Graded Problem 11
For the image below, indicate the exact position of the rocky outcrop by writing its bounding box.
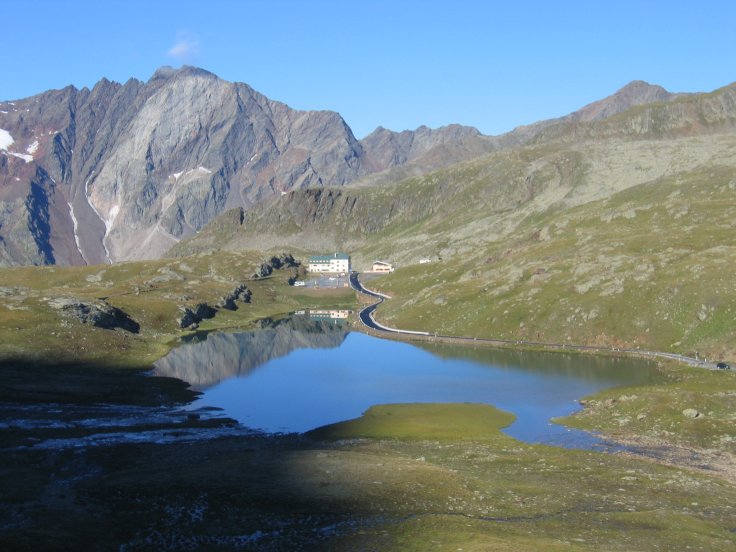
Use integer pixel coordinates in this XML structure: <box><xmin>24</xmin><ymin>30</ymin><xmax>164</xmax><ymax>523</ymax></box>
<box><xmin>48</xmin><ymin>297</ymin><xmax>140</xmax><ymax>333</ymax></box>
<box><xmin>177</xmin><ymin>303</ymin><xmax>217</xmax><ymax>329</ymax></box>
<box><xmin>252</xmin><ymin>253</ymin><xmax>299</xmax><ymax>279</ymax></box>
<box><xmin>216</xmin><ymin>284</ymin><xmax>251</xmax><ymax>311</ymax></box>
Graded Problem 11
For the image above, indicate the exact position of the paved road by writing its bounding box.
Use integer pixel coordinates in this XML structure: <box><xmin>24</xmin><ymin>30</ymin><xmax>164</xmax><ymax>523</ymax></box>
<box><xmin>349</xmin><ymin>273</ymin><xmax>723</xmax><ymax>369</ymax></box>
<box><xmin>350</xmin><ymin>273</ymin><xmax>426</xmax><ymax>334</ymax></box>
<box><xmin>349</xmin><ymin>273</ymin><xmax>396</xmax><ymax>331</ymax></box>
<box><xmin>349</xmin><ymin>272</ymin><xmax>381</xmax><ymax>299</ymax></box>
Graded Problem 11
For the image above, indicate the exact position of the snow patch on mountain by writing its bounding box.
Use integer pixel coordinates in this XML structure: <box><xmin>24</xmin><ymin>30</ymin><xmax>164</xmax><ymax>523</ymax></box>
<box><xmin>6</xmin><ymin>152</ymin><xmax>33</xmax><ymax>163</ymax></box>
<box><xmin>68</xmin><ymin>202</ymin><xmax>85</xmax><ymax>261</ymax></box>
<box><xmin>106</xmin><ymin>205</ymin><xmax>120</xmax><ymax>235</ymax></box>
<box><xmin>0</xmin><ymin>129</ymin><xmax>14</xmax><ymax>150</ymax></box>
<box><xmin>0</xmin><ymin>130</ymin><xmax>34</xmax><ymax>162</ymax></box>
<box><xmin>170</xmin><ymin>166</ymin><xmax>212</xmax><ymax>181</ymax></box>
<box><xmin>84</xmin><ymin>174</ymin><xmax>114</xmax><ymax>263</ymax></box>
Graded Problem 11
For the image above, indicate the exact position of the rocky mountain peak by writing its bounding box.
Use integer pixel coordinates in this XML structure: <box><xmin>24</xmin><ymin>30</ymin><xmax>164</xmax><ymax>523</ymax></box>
<box><xmin>617</xmin><ymin>79</ymin><xmax>666</xmax><ymax>94</ymax></box>
<box><xmin>149</xmin><ymin>65</ymin><xmax>217</xmax><ymax>82</ymax></box>
<box><xmin>570</xmin><ymin>80</ymin><xmax>679</xmax><ymax>122</ymax></box>
<box><xmin>360</xmin><ymin>123</ymin><xmax>487</xmax><ymax>173</ymax></box>
<box><xmin>0</xmin><ymin>66</ymin><xmax>374</xmax><ymax>265</ymax></box>
<box><xmin>150</xmin><ymin>66</ymin><xmax>178</xmax><ymax>81</ymax></box>
<box><xmin>1</xmin><ymin>68</ymin><xmax>733</xmax><ymax>268</ymax></box>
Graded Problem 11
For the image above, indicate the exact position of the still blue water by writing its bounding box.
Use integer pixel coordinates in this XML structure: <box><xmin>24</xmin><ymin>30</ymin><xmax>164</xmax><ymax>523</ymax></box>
<box><xmin>157</xmin><ymin>322</ymin><xmax>657</xmax><ymax>449</ymax></box>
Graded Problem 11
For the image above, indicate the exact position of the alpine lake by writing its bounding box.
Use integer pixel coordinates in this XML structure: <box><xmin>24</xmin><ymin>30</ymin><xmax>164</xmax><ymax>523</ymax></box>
<box><xmin>6</xmin><ymin>312</ymin><xmax>736</xmax><ymax>551</ymax></box>
<box><xmin>154</xmin><ymin>312</ymin><xmax>660</xmax><ymax>449</ymax></box>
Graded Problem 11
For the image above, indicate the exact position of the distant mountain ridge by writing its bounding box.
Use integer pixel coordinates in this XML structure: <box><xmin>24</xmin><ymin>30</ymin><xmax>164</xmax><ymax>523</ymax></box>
<box><xmin>0</xmin><ymin>67</ymin><xmax>728</xmax><ymax>266</ymax></box>
<box><xmin>171</xmin><ymin>79</ymin><xmax>736</xmax><ymax>266</ymax></box>
<box><xmin>496</xmin><ymin>80</ymin><xmax>689</xmax><ymax>147</ymax></box>
<box><xmin>562</xmin><ymin>80</ymin><xmax>683</xmax><ymax>123</ymax></box>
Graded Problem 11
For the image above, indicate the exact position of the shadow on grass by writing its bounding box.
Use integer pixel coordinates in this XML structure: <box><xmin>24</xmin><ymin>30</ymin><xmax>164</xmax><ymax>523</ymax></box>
<box><xmin>0</xmin><ymin>355</ymin><xmax>197</xmax><ymax>407</ymax></box>
<box><xmin>0</xmin><ymin>354</ymin><xmax>393</xmax><ymax>550</ymax></box>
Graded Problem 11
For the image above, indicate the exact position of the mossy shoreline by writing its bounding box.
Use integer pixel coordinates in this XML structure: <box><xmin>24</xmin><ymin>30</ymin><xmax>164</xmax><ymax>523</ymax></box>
<box><xmin>3</xmin><ymin>394</ymin><xmax>734</xmax><ymax>550</ymax></box>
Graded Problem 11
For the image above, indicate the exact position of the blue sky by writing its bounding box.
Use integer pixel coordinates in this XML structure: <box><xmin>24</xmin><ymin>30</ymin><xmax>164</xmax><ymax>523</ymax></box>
<box><xmin>3</xmin><ymin>0</ymin><xmax>735</xmax><ymax>138</ymax></box>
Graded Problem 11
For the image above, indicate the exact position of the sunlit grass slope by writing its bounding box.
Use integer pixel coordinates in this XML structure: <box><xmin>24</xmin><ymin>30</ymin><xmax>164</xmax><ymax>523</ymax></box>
<box><xmin>304</xmin><ymin>403</ymin><xmax>736</xmax><ymax>551</ymax></box>
<box><xmin>375</xmin><ymin>164</ymin><xmax>736</xmax><ymax>361</ymax></box>
<box><xmin>0</xmin><ymin>251</ymin><xmax>356</xmax><ymax>367</ymax></box>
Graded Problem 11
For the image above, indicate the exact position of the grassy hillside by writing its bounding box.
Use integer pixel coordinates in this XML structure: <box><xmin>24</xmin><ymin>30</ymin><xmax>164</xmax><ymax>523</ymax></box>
<box><xmin>171</xmin><ymin>132</ymin><xmax>736</xmax><ymax>358</ymax></box>
<box><xmin>0</xmin><ymin>251</ymin><xmax>356</xmax><ymax>367</ymax></box>
<box><xmin>375</xmin><ymin>163</ymin><xmax>736</xmax><ymax>360</ymax></box>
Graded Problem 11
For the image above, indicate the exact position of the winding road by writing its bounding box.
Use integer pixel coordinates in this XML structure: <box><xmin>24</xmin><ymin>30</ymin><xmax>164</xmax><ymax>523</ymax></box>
<box><xmin>349</xmin><ymin>272</ymin><xmax>723</xmax><ymax>370</ymax></box>
<box><xmin>350</xmin><ymin>272</ymin><xmax>430</xmax><ymax>336</ymax></box>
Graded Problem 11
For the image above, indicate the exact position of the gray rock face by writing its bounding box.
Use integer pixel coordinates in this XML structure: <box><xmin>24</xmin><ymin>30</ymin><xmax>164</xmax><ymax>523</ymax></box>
<box><xmin>360</xmin><ymin>124</ymin><xmax>488</xmax><ymax>172</ymax></box>
<box><xmin>0</xmin><ymin>67</ymin><xmax>368</xmax><ymax>266</ymax></box>
<box><xmin>3</xmin><ymin>67</ymin><xmax>497</xmax><ymax>267</ymax></box>
<box><xmin>2</xmin><ymin>70</ymin><xmax>733</xmax><ymax>268</ymax></box>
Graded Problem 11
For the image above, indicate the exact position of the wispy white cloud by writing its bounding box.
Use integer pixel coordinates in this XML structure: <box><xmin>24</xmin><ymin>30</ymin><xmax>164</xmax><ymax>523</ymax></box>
<box><xmin>167</xmin><ymin>30</ymin><xmax>201</xmax><ymax>63</ymax></box>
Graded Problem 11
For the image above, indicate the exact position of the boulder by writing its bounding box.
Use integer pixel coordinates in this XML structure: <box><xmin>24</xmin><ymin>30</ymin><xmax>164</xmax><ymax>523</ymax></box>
<box><xmin>216</xmin><ymin>284</ymin><xmax>252</xmax><ymax>311</ymax></box>
<box><xmin>178</xmin><ymin>303</ymin><xmax>217</xmax><ymax>329</ymax></box>
<box><xmin>49</xmin><ymin>297</ymin><xmax>140</xmax><ymax>333</ymax></box>
<box><xmin>682</xmin><ymin>408</ymin><xmax>701</xmax><ymax>419</ymax></box>
<box><xmin>251</xmin><ymin>253</ymin><xmax>299</xmax><ymax>279</ymax></box>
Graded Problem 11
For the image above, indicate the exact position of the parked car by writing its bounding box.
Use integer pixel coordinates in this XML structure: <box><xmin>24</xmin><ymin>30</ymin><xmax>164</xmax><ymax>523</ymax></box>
<box><xmin>716</xmin><ymin>362</ymin><xmax>730</xmax><ymax>370</ymax></box>
<box><xmin>293</xmin><ymin>281</ymin><xmax>306</xmax><ymax>287</ymax></box>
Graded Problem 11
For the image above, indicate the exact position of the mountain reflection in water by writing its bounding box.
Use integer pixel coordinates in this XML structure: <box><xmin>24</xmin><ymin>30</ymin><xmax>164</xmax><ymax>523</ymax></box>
<box><xmin>153</xmin><ymin>317</ymin><xmax>348</xmax><ymax>389</ymax></box>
